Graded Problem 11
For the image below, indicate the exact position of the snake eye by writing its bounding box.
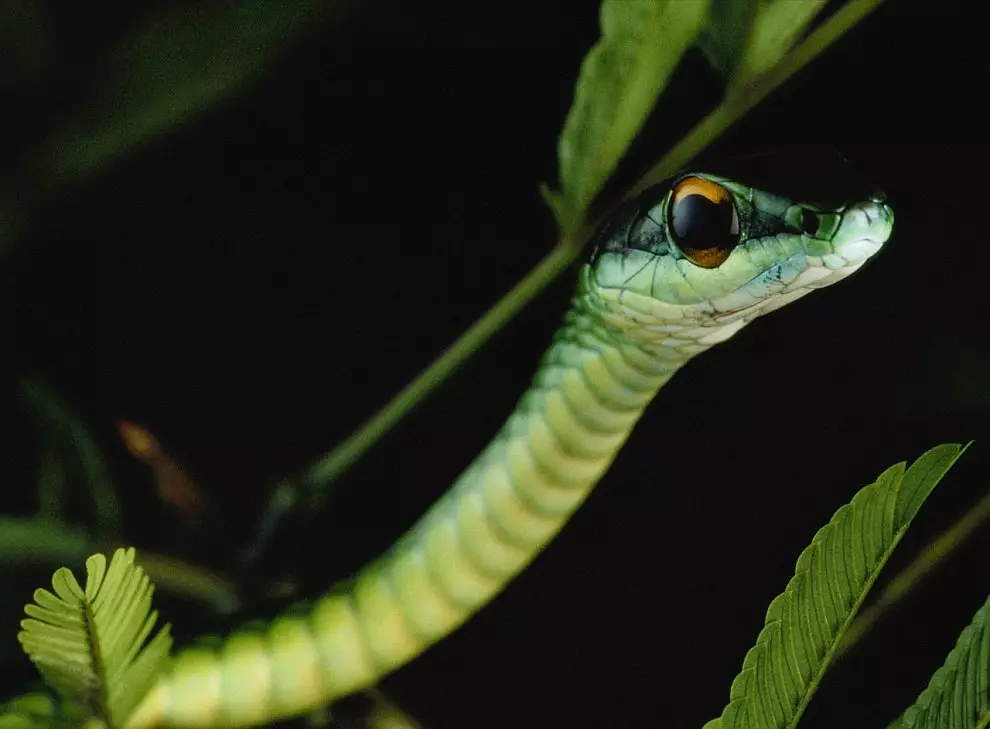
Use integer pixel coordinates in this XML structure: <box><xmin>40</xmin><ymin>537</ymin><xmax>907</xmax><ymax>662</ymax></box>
<box><xmin>668</xmin><ymin>176</ymin><xmax>740</xmax><ymax>268</ymax></box>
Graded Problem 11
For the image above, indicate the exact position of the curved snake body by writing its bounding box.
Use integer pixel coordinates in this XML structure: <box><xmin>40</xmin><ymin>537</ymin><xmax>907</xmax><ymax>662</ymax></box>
<box><xmin>129</xmin><ymin>161</ymin><xmax>894</xmax><ymax>728</ymax></box>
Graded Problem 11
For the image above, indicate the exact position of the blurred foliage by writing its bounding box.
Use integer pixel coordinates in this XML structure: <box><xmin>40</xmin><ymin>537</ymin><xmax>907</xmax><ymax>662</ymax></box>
<box><xmin>888</xmin><ymin>335</ymin><xmax>990</xmax><ymax>418</ymax></box>
<box><xmin>0</xmin><ymin>0</ymin><xmax>354</xmax><ymax>623</ymax></box>
<box><xmin>0</xmin><ymin>518</ymin><xmax>91</xmax><ymax>567</ymax></box>
<box><xmin>0</xmin><ymin>0</ymin><xmax>345</xmax><ymax>253</ymax></box>
<box><xmin>18</xmin><ymin>377</ymin><xmax>119</xmax><ymax>538</ymax></box>
<box><xmin>44</xmin><ymin>0</ymin><xmax>336</xmax><ymax>181</ymax></box>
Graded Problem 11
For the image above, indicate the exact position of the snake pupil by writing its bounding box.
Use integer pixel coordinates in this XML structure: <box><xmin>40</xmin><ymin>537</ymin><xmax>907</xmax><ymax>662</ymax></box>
<box><xmin>668</xmin><ymin>176</ymin><xmax>740</xmax><ymax>268</ymax></box>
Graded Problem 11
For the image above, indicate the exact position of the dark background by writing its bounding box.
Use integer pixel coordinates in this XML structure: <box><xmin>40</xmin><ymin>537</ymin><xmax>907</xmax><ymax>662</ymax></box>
<box><xmin>1</xmin><ymin>1</ymin><xmax>988</xmax><ymax>727</ymax></box>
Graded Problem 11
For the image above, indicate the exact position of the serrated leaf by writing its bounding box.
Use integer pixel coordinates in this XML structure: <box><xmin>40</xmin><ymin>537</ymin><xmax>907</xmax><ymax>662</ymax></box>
<box><xmin>896</xmin><ymin>445</ymin><xmax>965</xmax><ymax>526</ymax></box>
<box><xmin>545</xmin><ymin>0</ymin><xmax>709</xmax><ymax>231</ymax></box>
<box><xmin>714</xmin><ymin>444</ymin><xmax>966</xmax><ymax>729</ymax></box>
<box><xmin>17</xmin><ymin>548</ymin><xmax>172</xmax><ymax>729</ymax></box>
<box><xmin>888</xmin><ymin>595</ymin><xmax>990</xmax><ymax>729</ymax></box>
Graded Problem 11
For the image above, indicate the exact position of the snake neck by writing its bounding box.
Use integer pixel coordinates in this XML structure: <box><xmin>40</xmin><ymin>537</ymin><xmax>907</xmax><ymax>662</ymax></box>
<box><xmin>129</xmin><ymin>266</ymin><xmax>724</xmax><ymax>729</ymax></box>
<box><xmin>536</xmin><ymin>264</ymin><xmax>705</xmax><ymax>401</ymax></box>
<box><xmin>337</xmin><ymin>266</ymin><xmax>711</xmax><ymax>670</ymax></box>
<box><xmin>387</xmin><ymin>263</ymin><xmax>704</xmax><ymax>552</ymax></box>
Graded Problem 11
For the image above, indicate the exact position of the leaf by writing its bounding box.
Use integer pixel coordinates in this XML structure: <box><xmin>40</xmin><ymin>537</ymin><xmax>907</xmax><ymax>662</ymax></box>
<box><xmin>0</xmin><ymin>518</ymin><xmax>93</xmax><ymax>567</ymax></box>
<box><xmin>698</xmin><ymin>0</ymin><xmax>760</xmax><ymax>79</ymax></box>
<box><xmin>47</xmin><ymin>0</ymin><xmax>335</xmax><ymax>182</ymax></box>
<box><xmin>733</xmin><ymin>0</ymin><xmax>829</xmax><ymax>84</ymax></box>
<box><xmin>700</xmin><ymin>0</ymin><xmax>828</xmax><ymax>88</ymax></box>
<box><xmin>17</xmin><ymin>548</ymin><xmax>173</xmax><ymax>729</ymax></box>
<box><xmin>18</xmin><ymin>378</ymin><xmax>121</xmax><ymax>540</ymax></box>
<box><xmin>0</xmin><ymin>694</ymin><xmax>56</xmax><ymax>729</ymax></box>
<box><xmin>707</xmin><ymin>443</ymin><xmax>966</xmax><ymax>729</ymax></box>
<box><xmin>888</xmin><ymin>594</ymin><xmax>990</xmax><ymax>729</ymax></box>
<box><xmin>33</xmin><ymin>432</ymin><xmax>70</xmax><ymax>523</ymax></box>
<box><xmin>543</xmin><ymin>0</ymin><xmax>710</xmax><ymax>232</ymax></box>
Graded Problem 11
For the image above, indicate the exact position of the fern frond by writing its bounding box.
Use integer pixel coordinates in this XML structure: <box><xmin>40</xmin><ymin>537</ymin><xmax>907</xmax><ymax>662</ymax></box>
<box><xmin>888</xmin><ymin>594</ymin><xmax>990</xmax><ymax>729</ymax></box>
<box><xmin>17</xmin><ymin>548</ymin><xmax>173</xmax><ymax>729</ymax></box>
<box><xmin>706</xmin><ymin>443</ymin><xmax>967</xmax><ymax>729</ymax></box>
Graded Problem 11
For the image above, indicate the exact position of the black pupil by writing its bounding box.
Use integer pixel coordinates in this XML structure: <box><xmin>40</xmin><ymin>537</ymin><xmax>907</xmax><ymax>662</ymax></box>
<box><xmin>801</xmin><ymin>209</ymin><xmax>819</xmax><ymax>235</ymax></box>
<box><xmin>670</xmin><ymin>194</ymin><xmax>736</xmax><ymax>250</ymax></box>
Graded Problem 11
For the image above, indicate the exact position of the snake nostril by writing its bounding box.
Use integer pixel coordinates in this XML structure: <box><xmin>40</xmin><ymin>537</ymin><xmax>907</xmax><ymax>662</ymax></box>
<box><xmin>870</xmin><ymin>189</ymin><xmax>887</xmax><ymax>204</ymax></box>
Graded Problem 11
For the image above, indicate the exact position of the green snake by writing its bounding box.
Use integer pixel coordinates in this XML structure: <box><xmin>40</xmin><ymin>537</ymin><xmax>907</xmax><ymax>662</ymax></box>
<box><xmin>127</xmin><ymin>154</ymin><xmax>894</xmax><ymax>728</ymax></box>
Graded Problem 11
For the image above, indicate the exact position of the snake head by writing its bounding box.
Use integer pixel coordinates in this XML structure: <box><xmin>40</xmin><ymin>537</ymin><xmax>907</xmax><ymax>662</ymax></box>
<box><xmin>586</xmin><ymin>153</ymin><xmax>893</xmax><ymax>346</ymax></box>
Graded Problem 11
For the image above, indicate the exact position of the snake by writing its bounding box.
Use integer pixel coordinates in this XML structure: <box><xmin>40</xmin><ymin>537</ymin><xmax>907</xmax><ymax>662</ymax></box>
<box><xmin>127</xmin><ymin>152</ymin><xmax>894</xmax><ymax>728</ymax></box>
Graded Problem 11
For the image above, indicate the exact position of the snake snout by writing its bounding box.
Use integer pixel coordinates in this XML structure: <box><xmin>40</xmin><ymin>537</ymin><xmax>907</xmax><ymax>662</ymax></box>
<box><xmin>832</xmin><ymin>198</ymin><xmax>894</xmax><ymax>264</ymax></box>
<box><xmin>856</xmin><ymin>199</ymin><xmax>893</xmax><ymax>227</ymax></box>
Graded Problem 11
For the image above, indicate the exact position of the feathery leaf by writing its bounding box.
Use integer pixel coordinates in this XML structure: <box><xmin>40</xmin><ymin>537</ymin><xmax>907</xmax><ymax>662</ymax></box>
<box><xmin>707</xmin><ymin>443</ymin><xmax>967</xmax><ymax>729</ymax></box>
<box><xmin>17</xmin><ymin>549</ymin><xmax>172</xmax><ymax>729</ymax></box>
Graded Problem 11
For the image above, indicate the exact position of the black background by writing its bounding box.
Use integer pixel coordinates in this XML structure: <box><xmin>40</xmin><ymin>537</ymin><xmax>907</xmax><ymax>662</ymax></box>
<box><xmin>1</xmin><ymin>1</ymin><xmax>989</xmax><ymax>728</ymax></box>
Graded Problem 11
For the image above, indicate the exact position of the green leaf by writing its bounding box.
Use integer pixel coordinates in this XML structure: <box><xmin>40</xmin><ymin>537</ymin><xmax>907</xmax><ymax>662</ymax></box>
<box><xmin>18</xmin><ymin>378</ymin><xmax>120</xmax><ymax>540</ymax></box>
<box><xmin>17</xmin><ymin>548</ymin><xmax>173</xmax><ymax>729</ymax></box>
<box><xmin>0</xmin><ymin>694</ymin><xmax>56</xmax><ymax>729</ymax></box>
<box><xmin>45</xmin><ymin>0</ymin><xmax>336</xmax><ymax>183</ymax></box>
<box><xmin>735</xmin><ymin>0</ymin><xmax>829</xmax><ymax>85</ymax></box>
<box><xmin>0</xmin><ymin>518</ymin><xmax>93</xmax><ymax>567</ymax></box>
<box><xmin>544</xmin><ymin>0</ymin><xmax>710</xmax><ymax>231</ymax></box>
<box><xmin>698</xmin><ymin>0</ymin><xmax>760</xmax><ymax>79</ymax></box>
<box><xmin>708</xmin><ymin>443</ymin><xmax>966</xmax><ymax>729</ymax></box>
<box><xmin>701</xmin><ymin>0</ymin><xmax>829</xmax><ymax>88</ymax></box>
<box><xmin>888</xmin><ymin>594</ymin><xmax>990</xmax><ymax>729</ymax></box>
